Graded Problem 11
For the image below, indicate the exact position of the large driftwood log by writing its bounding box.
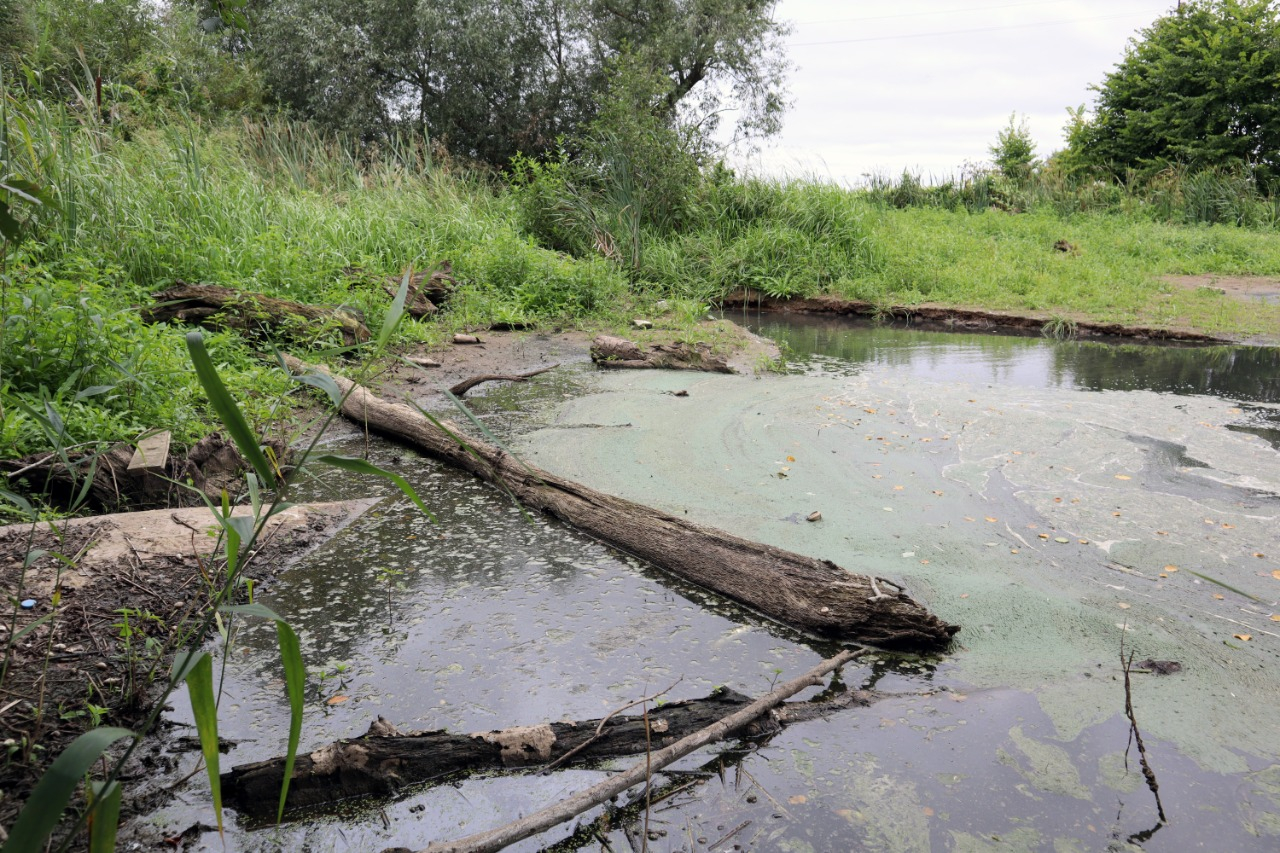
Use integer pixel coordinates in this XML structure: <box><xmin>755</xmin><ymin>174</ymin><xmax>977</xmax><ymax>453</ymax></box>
<box><xmin>282</xmin><ymin>356</ymin><xmax>958</xmax><ymax>648</ymax></box>
<box><xmin>143</xmin><ymin>282</ymin><xmax>371</xmax><ymax>346</ymax></box>
<box><xmin>223</xmin><ymin>688</ymin><xmax>765</xmax><ymax>819</ymax></box>
<box><xmin>590</xmin><ymin>335</ymin><xmax>733</xmax><ymax>373</ymax></box>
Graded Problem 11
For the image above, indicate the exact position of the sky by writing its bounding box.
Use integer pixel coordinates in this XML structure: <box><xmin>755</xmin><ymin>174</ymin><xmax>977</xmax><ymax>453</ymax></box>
<box><xmin>736</xmin><ymin>0</ymin><xmax>1177</xmax><ymax>185</ymax></box>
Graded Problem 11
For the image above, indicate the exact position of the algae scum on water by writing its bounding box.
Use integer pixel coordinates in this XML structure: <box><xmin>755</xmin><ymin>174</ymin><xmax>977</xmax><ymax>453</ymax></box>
<box><xmin>146</xmin><ymin>317</ymin><xmax>1280</xmax><ymax>851</ymax></box>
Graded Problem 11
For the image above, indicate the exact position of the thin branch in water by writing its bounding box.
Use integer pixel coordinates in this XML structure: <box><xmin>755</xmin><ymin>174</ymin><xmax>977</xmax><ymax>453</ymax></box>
<box><xmin>1120</xmin><ymin>628</ymin><xmax>1167</xmax><ymax>826</ymax></box>
<box><xmin>541</xmin><ymin>677</ymin><xmax>682</xmax><ymax>774</ymax></box>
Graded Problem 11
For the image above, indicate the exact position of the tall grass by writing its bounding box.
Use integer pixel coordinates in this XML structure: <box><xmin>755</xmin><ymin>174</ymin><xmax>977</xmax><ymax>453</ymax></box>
<box><xmin>0</xmin><ymin>91</ymin><xmax>632</xmax><ymax>463</ymax></box>
<box><xmin>864</xmin><ymin>162</ymin><xmax>1280</xmax><ymax>229</ymax></box>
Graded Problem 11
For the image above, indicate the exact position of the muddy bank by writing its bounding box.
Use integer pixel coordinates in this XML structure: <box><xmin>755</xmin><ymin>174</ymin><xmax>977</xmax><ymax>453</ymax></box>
<box><xmin>0</xmin><ymin>499</ymin><xmax>376</xmax><ymax>832</ymax></box>
<box><xmin>722</xmin><ymin>290</ymin><xmax>1238</xmax><ymax>344</ymax></box>
<box><xmin>369</xmin><ymin>319</ymin><xmax>779</xmax><ymax>411</ymax></box>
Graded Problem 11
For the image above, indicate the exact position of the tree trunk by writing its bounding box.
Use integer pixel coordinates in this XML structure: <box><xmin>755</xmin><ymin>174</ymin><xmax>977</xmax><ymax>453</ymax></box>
<box><xmin>282</xmin><ymin>357</ymin><xmax>959</xmax><ymax>649</ymax></box>
<box><xmin>143</xmin><ymin>283</ymin><xmax>371</xmax><ymax>347</ymax></box>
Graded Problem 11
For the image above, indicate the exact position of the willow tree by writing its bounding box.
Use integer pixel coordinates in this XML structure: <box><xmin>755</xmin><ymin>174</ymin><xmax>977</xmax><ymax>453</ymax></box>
<box><xmin>251</xmin><ymin>0</ymin><xmax>791</xmax><ymax>164</ymax></box>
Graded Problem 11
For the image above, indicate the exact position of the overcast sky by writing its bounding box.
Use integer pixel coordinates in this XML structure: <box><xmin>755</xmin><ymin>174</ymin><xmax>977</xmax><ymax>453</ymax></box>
<box><xmin>736</xmin><ymin>0</ymin><xmax>1175</xmax><ymax>185</ymax></box>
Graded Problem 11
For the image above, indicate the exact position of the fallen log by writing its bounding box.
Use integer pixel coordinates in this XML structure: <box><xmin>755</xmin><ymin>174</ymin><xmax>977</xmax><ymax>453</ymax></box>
<box><xmin>2</xmin><ymin>433</ymin><xmax>289</xmax><ymax>512</ymax></box>
<box><xmin>223</xmin><ymin>687</ymin><xmax>767</xmax><ymax>820</ymax></box>
<box><xmin>282</xmin><ymin>356</ymin><xmax>958</xmax><ymax>648</ymax></box>
<box><xmin>413</xmin><ymin>649</ymin><xmax>864</xmax><ymax>853</ymax></box>
<box><xmin>142</xmin><ymin>282</ymin><xmax>371</xmax><ymax>347</ymax></box>
<box><xmin>384</xmin><ymin>262</ymin><xmax>456</xmax><ymax>318</ymax></box>
<box><xmin>590</xmin><ymin>335</ymin><xmax>733</xmax><ymax>373</ymax></box>
<box><xmin>447</xmin><ymin>364</ymin><xmax>560</xmax><ymax>397</ymax></box>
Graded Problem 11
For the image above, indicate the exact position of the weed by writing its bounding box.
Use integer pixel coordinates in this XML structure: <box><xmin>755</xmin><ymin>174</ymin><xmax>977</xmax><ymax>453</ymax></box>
<box><xmin>1042</xmin><ymin>315</ymin><xmax>1080</xmax><ymax>340</ymax></box>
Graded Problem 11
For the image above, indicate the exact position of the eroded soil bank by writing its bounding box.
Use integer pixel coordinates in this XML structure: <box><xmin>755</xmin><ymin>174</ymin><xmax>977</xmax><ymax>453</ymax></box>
<box><xmin>725</xmin><ymin>279</ymin><xmax>1280</xmax><ymax>346</ymax></box>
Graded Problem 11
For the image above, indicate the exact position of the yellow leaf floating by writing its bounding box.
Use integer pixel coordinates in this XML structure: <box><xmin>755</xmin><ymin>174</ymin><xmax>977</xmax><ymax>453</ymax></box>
<box><xmin>1117</xmin><ymin>603</ymin><xmax>1131</xmax><ymax>609</ymax></box>
<box><xmin>1273</xmin><ymin>570</ymin><xmax>1280</xmax><ymax>580</ymax></box>
<box><xmin>1234</xmin><ymin>634</ymin><xmax>1252</xmax><ymax>642</ymax></box>
<box><xmin>1164</xmin><ymin>565</ymin><xmax>1179</xmax><ymax>573</ymax></box>
<box><xmin>789</xmin><ymin>795</ymin><xmax>808</xmax><ymax>805</ymax></box>
<box><xmin>1213</xmin><ymin>594</ymin><xmax>1226</xmax><ymax>600</ymax></box>
<box><xmin>1115</xmin><ymin>475</ymin><xmax>1132</xmax><ymax>480</ymax></box>
<box><xmin>787</xmin><ymin>455</ymin><xmax>796</xmax><ymax>462</ymax></box>
<box><xmin>985</xmin><ymin>516</ymin><xmax>998</xmax><ymax>523</ymax></box>
<box><xmin>327</xmin><ymin>695</ymin><xmax>350</xmax><ymax>705</ymax></box>
<box><xmin>1271</xmin><ymin>615</ymin><xmax>1280</xmax><ymax>622</ymax></box>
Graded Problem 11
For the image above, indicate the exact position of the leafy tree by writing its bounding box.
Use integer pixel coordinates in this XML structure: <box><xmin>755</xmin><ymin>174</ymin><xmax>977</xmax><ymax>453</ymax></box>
<box><xmin>989</xmin><ymin>112</ymin><xmax>1038</xmax><ymax>182</ymax></box>
<box><xmin>1076</xmin><ymin>0</ymin><xmax>1280</xmax><ymax>187</ymax></box>
<box><xmin>585</xmin><ymin>0</ymin><xmax>792</xmax><ymax>147</ymax></box>
<box><xmin>251</xmin><ymin>0</ymin><xmax>790</xmax><ymax>165</ymax></box>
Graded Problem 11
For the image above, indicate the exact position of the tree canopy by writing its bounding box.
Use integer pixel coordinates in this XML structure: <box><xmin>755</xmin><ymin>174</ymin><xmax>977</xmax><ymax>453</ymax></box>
<box><xmin>1075</xmin><ymin>0</ymin><xmax>1280</xmax><ymax>186</ymax></box>
<box><xmin>251</xmin><ymin>0</ymin><xmax>791</xmax><ymax>166</ymax></box>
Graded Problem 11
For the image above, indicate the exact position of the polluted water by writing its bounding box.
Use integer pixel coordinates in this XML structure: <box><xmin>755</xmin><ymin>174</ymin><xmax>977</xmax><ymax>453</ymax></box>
<box><xmin>140</xmin><ymin>314</ymin><xmax>1280</xmax><ymax>851</ymax></box>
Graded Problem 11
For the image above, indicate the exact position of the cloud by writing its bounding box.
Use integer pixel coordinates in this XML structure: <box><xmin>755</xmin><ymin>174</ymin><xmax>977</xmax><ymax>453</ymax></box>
<box><xmin>733</xmin><ymin>0</ymin><xmax>1171</xmax><ymax>183</ymax></box>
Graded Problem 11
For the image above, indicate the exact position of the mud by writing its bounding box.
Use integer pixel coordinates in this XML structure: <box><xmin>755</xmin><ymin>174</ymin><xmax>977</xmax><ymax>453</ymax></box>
<box><xmin>0</xmin><ymin>499</ymin><xmax>376</xmax><ymax>832</ymax></box>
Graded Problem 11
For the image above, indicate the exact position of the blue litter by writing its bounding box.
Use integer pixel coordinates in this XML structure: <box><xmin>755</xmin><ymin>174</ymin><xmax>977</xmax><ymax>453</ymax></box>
<box><xmin>20</xmin><ymin>599</ymin><xmax>36</xmax><ymax>609</ymax></box>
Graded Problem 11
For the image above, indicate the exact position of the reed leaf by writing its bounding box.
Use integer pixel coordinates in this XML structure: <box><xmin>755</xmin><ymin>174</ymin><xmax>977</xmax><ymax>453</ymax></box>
<box><xmin>186</xmin><ymin>331</ymin><xmax>278</xmax><ymax>489</ymax></box>
<box><xmin>221</xmin><ymin>603</ymin><xmax>305</xmax><ymax>823</ymax></box>
<box><xmin>173</xmin><ymin>651</ymin><xmax>223</xmax><ymax>836</ymax></box>
<box><xmin>0</xmin><ymin>727</ymin><xmax>134</xmax><ymax>853</ymax></box>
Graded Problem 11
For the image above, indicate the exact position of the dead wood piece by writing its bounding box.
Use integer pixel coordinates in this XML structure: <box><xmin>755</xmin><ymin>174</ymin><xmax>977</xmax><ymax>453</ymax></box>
<box><xmin>222</xmin><ymin>688</ymin><xmax>759</xmax><ymax>820</ymax></box>
<box><xmin>591</xmin><ymin>335</ymin><xmax>733</xmax><ymax>374</ymax></box>
<box><xmin>142</xmin><ymin>282</ymin><xmax>370</xmax><ymax>347</ymax></box>
<box><xmin>1</xmin><ymin>433</ymin><xmax>288</xmax><ymax>513</ymax></box>
<box><xmin>448</xmin><ymin>364</ymin><xmax>560</xmax><ymax>397</ymax></box>
<box><xmin>385</xmin><ymin>262</ymin><xmax>455</xmax><ymax>318</ymax></box>
<box><xmin>282</xmin><ymin>356</ymin><xmax>959</xmax><ymax>648</ymax></box>
<box><xmin>416</xmin><ymin>649</ymin><xmax>864</xmax><ymax>853</ymax></box>
<box><xmin>386</xmin><ymin>263</ymin><xmax>458</xmax><ymax>311</ymax></box>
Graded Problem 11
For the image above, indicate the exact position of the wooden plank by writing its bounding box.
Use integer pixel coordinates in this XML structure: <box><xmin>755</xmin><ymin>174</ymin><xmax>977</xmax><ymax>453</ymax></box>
<box><xmin>127</xmin><ymin>431</ymin><xmax>171</xmax><ymax>476</ymax></box>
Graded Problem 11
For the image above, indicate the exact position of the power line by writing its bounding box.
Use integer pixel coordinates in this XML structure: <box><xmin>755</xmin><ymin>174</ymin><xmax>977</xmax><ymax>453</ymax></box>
<box><xmin>788</xmin><ymin>9</ymin><xmax>1162</xmax><ymax>47</ymax></box>
<box><xmin>789</xmin><ymin>0</ymin><xmax>1142</xmax><ymax>28</ymax></box>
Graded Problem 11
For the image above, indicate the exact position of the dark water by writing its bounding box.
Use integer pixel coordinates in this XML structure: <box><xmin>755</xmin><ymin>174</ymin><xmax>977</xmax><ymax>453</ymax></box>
<box><xmin>142</xmin><ymin>318</ymin><xmax>1280</xmax><ymax>852</ymax></box>
<box><xmin>739</xmin><ymin>311</ymin><xmax>1280</xmax><ymax>402</ymax></box>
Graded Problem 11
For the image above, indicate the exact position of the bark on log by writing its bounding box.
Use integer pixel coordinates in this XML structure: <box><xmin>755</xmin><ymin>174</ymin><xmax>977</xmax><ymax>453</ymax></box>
<box><xmin>384</xmin><ymin>263</ymin><xmax>456</xmax><ymax>318</ymax></box>
<box><xmin>222</xmin><ymin>688</ymin><xmax>763</xmax><ymax>819</ymax></box>
<box><xmin>282</xmin><ymin>356</ymin><xmax>958</xmax><ymax>648</ymax></box>
<box><xmin>1</xmin><ymin>434</ymin><xmax>289</xmax><ymax>512</ymax></box>
<box><xmin>143</xmin><ymin>282</ymin><xmax>371</xmax><ymax>347</ymax></box>
<box><xmin>415</xmin><ymin>649</ymin><xmax>864</xmax><ymax>853</ymax></box>
<box><xmin>590</xmin><ymin>335</ymin><xmax>733</xmax><ymax>373</ymax></box>
<box><xmin>447</xmin><ymin>364</ymin><xmax>559</xmax><ymax>397</ymax></box>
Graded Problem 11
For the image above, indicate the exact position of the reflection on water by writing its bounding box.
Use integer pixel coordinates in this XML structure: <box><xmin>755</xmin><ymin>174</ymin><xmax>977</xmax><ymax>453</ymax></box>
<box><xmin>737</xmin><ymin>311</ymin><xmax>1280</xmax><ymax>401</ymax></box>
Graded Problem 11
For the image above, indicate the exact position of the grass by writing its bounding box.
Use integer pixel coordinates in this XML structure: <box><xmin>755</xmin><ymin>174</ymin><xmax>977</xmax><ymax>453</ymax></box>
<box><xmin>835</xmin><ymin>207</ymin><xmax>1280</xmax><ymax>335</ymax></box>
<box><xmin>6</xmin><ymin>91</ymin><xmax>1280</xmax><ymax>507</ymax></box>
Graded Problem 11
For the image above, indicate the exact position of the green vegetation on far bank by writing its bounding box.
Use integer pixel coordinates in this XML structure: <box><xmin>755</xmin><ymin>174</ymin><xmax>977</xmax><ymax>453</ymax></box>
<box><xmin>5</xmin><ymin>102</ymin><xmax>1280</xmax><ymax>481</ymax></box>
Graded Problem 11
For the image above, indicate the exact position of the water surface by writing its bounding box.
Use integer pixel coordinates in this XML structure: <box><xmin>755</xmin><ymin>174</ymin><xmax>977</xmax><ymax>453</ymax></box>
<box><xmin>141</xmin><ymin>316</ymin><xmax>1280</xmax><ymax>851</ymax></box>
